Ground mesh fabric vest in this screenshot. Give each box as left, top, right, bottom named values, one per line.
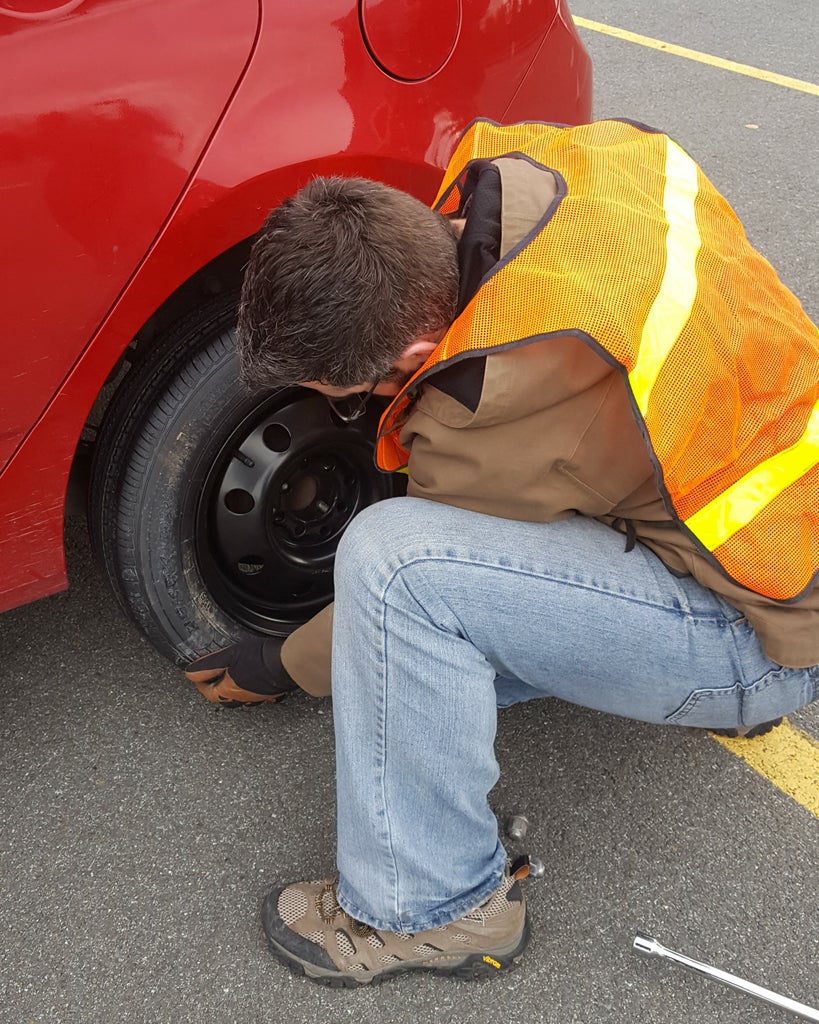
left=376, top=119, right=819, bottom=601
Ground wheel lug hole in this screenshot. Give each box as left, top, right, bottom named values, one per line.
left=224, top=488, right=254, bottom=514
left=237, top=557, right=264, bottom=575
left=263, top=424, right=291, bottom=452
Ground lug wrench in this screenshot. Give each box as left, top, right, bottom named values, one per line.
left=633, top=933, right=819, bottom=1022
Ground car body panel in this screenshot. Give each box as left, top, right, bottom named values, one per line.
left=0, top=0, right=260, bottom=469
left=360, top=0, right=461, bottom=81
left=0, top=0, right=592, bottom=612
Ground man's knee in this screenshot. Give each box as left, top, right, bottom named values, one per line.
left=336, top=496, right=451, bottom=580
left=337, top=497, right=416, bottom=570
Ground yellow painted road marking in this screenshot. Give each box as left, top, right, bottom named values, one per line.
left=573, top=17, right=819, bottom=97
left=711, top=720, right=819, bottom=817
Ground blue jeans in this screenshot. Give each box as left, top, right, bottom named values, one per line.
left=330, top=497, right=819, bottom=933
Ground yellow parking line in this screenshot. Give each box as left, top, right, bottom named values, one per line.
left=574, top=17, right=819, bottom=96
left=711, top=720, right=819, bottom=817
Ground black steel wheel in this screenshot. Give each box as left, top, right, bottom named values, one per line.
left=197, top=386, right=390, bottom=633
left=89, top=295, right=400, bottom=663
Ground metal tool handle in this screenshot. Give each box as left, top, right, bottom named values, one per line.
left=633, top=933, right=819, bottom=1023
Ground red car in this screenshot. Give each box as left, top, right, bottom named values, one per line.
left=0, top=0, right=591, bottom=661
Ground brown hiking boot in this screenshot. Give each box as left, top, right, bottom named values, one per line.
left=261, top=864, right=530, bottom=987
left=711, top=717, right=783, bottom=739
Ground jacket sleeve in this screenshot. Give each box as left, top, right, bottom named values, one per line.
left=280, top=602, right=333, bottom=696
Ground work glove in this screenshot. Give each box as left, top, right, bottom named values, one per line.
left=184, top=637, right=299, bottom=706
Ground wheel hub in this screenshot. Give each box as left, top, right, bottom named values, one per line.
left=272, top=452, right=357, bottom=545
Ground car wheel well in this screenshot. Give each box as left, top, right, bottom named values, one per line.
left=128, top=238, right=252, bottom=368
left=68, top=238, right=253, bottom=516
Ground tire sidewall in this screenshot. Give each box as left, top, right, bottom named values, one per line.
left=116, top=328, right=264, bottom=661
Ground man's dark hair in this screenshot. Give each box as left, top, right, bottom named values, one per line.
left=237, top=177, right=460, bottom=389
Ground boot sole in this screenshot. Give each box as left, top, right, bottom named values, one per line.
left=711, top=717, right=783, bottom=739
left=263, top=914, right=532, bottom=988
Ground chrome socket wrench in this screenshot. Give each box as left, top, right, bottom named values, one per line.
left=633, top=933, right=819, bottom=1023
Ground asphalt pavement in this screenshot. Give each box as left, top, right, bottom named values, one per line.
left=2, top=3, right=818, bottom=1022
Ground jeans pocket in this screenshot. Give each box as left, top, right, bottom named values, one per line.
left=666, top=666, right=818, bottom=728
left=740, top=664, right=818, bottom=725
left=665, top=683, right=743, bottom=729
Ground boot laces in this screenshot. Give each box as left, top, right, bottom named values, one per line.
left=314, top=881, right=374, bottom=938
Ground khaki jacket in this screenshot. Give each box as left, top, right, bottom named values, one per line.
left=283, top=156, right=819, bottom=696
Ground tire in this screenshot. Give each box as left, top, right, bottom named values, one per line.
left=89, top=294, right=400, bottom=664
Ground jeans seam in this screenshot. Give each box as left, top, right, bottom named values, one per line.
left=373, top=560, right=500, bottom=928
left=375, top=585, right=402, bottom=929
left=380, top=553, right=724, bottom=622
left=338, top=862, right=507, bottom=933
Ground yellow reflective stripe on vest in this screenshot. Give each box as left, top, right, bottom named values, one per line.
left=685, top=403, right=819, bottom=547
left=629, top=138, right=701, bottom=416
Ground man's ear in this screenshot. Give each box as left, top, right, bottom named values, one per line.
left=394, top=330, right=445, bottom=372
left=401, top=337, right=440, bottom=361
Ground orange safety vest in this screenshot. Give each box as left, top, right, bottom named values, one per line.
left=376, top=118, right=819, bottom=601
